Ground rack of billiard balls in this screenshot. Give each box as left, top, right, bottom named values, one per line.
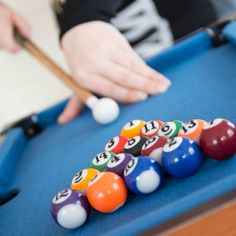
left=51, top=118, right=236, bottom=229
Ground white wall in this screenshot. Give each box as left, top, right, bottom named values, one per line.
left=0, top=0, right=71, bottom=130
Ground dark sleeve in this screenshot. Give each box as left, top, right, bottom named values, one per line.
left=155, top=0, right=218, bottom=40
left=56, top=0, right=125, bottom=38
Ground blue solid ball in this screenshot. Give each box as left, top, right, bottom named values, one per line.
left=162, top=137, right=203, bottom=178
left=123, top=156, right=163, bottom=195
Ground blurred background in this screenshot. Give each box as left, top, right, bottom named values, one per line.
left=0, top=0, right=71, bottom=130
left=1, top=0, right=236, bottom=131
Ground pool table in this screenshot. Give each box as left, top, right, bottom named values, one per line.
left=0, top=20, right=236, bottom=236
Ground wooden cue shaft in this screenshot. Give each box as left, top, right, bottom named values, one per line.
left=19, top=36, right=92, bottom=104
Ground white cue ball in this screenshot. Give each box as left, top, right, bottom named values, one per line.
left=87, top=97, right=119, bottom=124
left=93, top=98, right=119, bottom=124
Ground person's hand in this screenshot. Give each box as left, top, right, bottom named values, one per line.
left=58, top=21, right=171, bottom=124
left=0, top=4, right=30, bottom=52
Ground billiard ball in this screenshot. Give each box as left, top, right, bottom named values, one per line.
left=106, top=153, right=134, bottom=176
left=51, top=189, right=90, bottom=229
left=124, top=136, right=148, bottom=156
left=124, top=156, right=163, bottom=195
left=141, top=136, right=168, bottom=165
left=71, top=168, right=100, bottom=194
left=121, top=120, right=146, bottom=138
left=104, top=136, right=128, bottom=154
left=91, top=151, right=115, bottom=171
left=158, top=120, right=183, bottom=138
left=90, top=97, right=120, bottom=124
left=162, top=137, right=203, bottom=178
left=200, top=118, right=236, bottom=160
left=178, top=119, right=206, bottom=143
left=140, top=120, right=164, bottom=138
left=87, top=172, right=127, bottom=213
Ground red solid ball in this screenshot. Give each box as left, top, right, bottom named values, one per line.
left=200, top=118, right=236, bottom=160
left=104, top=136, right=128, bottom=154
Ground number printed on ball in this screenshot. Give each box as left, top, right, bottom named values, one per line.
left=53, top=189, right=72, bottom=204
left=105, top=137, right=119, bottom=151
left=92, top=152, right=112, bottom=165
left=163, top=137, right=183, bottom=152
left=88, top=173, right=105, bottom=186
left=72, top=170, right=87, bottom=184
left=204, top=118, right=223, bottom=129
left=107, top=154, right=125, bottom=168
left=179, top=120, right=198, bottom=135
left=141, top=121, right=160, bottom=135
left=125, top=136, right=141, bottom=149
left=124, top=158, right=138, bottom=176
left=159, top=122, right=176, bottom=137
left=142, top=137, right=159, bottom=150
left=123, top=120, right=142, bottom=130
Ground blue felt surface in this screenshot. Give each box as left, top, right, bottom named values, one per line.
left=223, top=21, right=236, bottom=45
left=0, top=29, right=236, bottom=236
left=0, top=129, right=26, bottom=194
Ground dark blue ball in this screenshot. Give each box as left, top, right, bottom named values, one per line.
left=162, top=137, right=203, bottom=178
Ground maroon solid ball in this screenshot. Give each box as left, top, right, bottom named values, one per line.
left=200, top=118, right=236, bottom=160
left=106, top=153, right=134, bottom=176
left=141, top=136, right=168, bottom=166
left=51, top=189, right=90, bottom=229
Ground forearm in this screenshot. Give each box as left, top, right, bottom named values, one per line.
left=55, top=0, right=125, bottom=38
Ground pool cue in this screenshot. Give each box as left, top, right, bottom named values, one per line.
left=15, top=32, right=93, bottom=105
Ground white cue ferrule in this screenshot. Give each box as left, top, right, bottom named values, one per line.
left=86, top=96, right=99, bottom=110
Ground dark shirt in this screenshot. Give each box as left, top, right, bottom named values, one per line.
left=55, top=0, right=236, bottom=57
left=57, top=0, right=232, bottom=37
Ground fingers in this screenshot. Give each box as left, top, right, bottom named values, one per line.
left=0, top=5, right=30, bottom=53
left=61, top=21, right=171, bottom=106
left=58, top=96, right=84, bottom=124
left=76, top=73, right=148, bottom=103
left=0, top=27, right=20, bottom=53
left=111, top=48, right=171, bottom=93
left=99, top=60, right=170, bottom=95
left=12, top=10, right=30, bottom=38
left=0, top=9, right=19, bottom=52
